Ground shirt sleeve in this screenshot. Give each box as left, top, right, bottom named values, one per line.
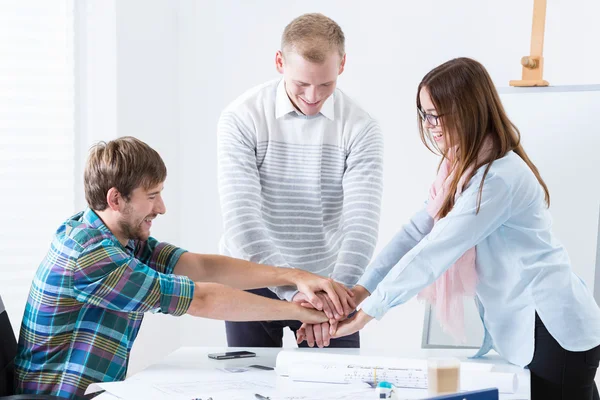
left=360, top=173, right=512, bottom=320
left=330, top=121, right=384, bottom=286
left=134, top=236, right=187, bottom=275
left=218, top=110, right=297, bottom=301
left=73, top=240, right=194, bottom=316
left=357, top=206, right=434, bottom=294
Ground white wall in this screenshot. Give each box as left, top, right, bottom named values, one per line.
left=425, top=88, right=600, bottom=347
left=115, top=0, right=188, bottom=374
left=75, top=0, right=118, bottom=211
left=77, top=0, right=600, bottom=374
left=76, top=0, right=187, bottom=374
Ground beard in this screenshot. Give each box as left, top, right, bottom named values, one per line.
left=117, top=218, right=147, bottom=241
left=118, top=203, right=152, bottom=241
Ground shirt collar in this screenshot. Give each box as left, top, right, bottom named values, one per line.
left=275, top=79, right=335, bottom=121
left=81, top=208, right=136, bottom=252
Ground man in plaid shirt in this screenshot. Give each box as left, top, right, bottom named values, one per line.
left=15, top=136, right=355, bottom=399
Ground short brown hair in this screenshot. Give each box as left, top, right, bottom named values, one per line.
left=281, top=13, right=345, bottom=63
left=84, top=136, right=167, bottom=211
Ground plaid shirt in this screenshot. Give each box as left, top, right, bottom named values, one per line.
left=15, top=208, right=194, bottom=399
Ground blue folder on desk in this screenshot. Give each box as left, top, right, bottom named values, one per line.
left=426, top=388, right=499, bottom=400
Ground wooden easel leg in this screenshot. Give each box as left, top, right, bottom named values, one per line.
left=510, top=0, right=550, bottom=87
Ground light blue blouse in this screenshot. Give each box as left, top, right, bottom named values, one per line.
left=358, top=151, right=600, bottom=367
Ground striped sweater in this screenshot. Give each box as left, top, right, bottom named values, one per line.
left=218, top=79, right=383, bottom=300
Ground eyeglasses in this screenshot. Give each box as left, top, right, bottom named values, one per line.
left=417, top=108, right=444, bottom=127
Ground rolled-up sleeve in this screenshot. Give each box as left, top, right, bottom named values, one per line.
left=155, top=273, right=195, bottom=316
left=134, top=237, right=187, bottom=275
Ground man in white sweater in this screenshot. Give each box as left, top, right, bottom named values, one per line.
left=218, top=13, right=383, bottom=348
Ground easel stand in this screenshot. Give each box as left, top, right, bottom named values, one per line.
left=509, top=0, right=549, bottom=87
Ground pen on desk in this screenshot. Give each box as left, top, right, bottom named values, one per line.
left=255, top=393, right=270, bottom=400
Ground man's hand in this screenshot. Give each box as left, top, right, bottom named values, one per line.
left=293, top=284, right=367, bottom=320
left=296, top=321, right=336, bottom=348
left=293, top=305, right=329, bottom=325
left=331, top=309, right=374, bottom=338
left=288, top=271, right=355, bottom=317
left=292, top=292, right=355, bottom=324
left=295, top=285, right=372, bottom=346
left=293, top=292, right=350, bottom=324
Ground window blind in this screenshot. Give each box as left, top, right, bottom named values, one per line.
left=0, top=0, right=75, bottom=333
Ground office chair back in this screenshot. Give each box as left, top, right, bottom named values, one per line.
left=0, top=296, right=17, bottom=396
left=0, top=296, right=64, bottom=399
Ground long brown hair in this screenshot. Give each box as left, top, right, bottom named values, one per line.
left=416, top=57, right=550, bottom=219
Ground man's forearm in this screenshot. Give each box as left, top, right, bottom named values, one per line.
left=175, top=253, right=295, bottom=290
left=187, top=282, right=313, bottom=322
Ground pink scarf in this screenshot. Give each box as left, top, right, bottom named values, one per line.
left=418, top=138, right=493, bottom=342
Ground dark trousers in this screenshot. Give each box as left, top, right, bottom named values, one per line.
left=225, top=288, right=360, bottom=348
left=528, top=313, right=600, bottom=399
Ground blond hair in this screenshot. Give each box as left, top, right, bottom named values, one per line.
left=84, top=136, right=167, bottom=210
left=281, top=13, right=345, bottom=63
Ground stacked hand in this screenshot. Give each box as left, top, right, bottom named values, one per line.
left=288, top=270, right=360, bottom=326
left=294, top=306, right=332, bottom=325
left=290, top=271, right=357, bottom=322
left=295, top=285, right=372, bottom=347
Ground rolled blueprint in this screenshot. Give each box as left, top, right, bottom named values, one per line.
left=276, top=351, right=520, bottom=394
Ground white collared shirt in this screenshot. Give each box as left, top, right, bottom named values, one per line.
left=274, top=78, right=335, bottom=120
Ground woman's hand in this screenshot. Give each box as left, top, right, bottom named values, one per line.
left=332, top=310, right=374, bottom=338
left=297, top=305, right=375, bottom=347
left=350, top=285, right=370, bottom=307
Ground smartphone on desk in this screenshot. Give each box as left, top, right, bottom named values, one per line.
left=207, top=351, right=256, bottom=360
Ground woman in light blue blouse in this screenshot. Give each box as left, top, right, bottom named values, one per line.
left=331, top=58, right=600, bottom=399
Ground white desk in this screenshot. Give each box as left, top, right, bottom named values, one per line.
left=92, top=346, right=530, bottom=399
